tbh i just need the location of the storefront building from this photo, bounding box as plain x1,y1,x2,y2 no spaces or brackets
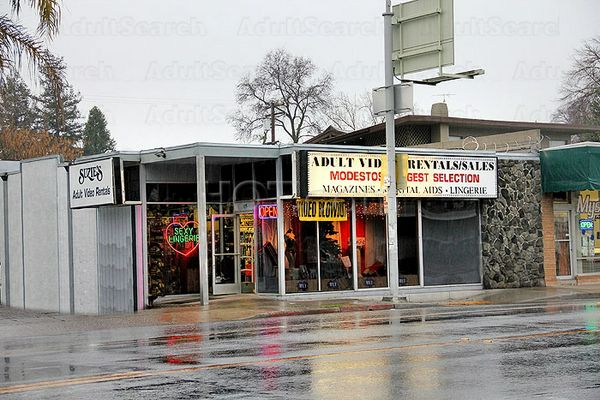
0,143,546,314
541,143,600,285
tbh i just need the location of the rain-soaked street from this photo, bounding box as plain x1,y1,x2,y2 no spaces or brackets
1,299,599,399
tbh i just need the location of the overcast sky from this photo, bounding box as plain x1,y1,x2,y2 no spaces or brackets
9,0,600,150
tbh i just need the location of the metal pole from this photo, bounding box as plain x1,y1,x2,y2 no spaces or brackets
384,0,399,298
271,102,276,143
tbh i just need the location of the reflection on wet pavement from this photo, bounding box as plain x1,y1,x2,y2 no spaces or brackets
0,300,599,399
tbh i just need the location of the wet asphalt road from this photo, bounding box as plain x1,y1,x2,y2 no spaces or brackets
1,300,599,399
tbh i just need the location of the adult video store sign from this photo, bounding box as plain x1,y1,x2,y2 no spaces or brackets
394,154,497,198
307,152,385,197
306,151,497,199
69,158,116,208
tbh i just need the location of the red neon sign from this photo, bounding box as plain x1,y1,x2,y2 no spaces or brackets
257,204,278,220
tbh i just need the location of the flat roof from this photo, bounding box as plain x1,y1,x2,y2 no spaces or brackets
307,115,600,144
69,140,536,165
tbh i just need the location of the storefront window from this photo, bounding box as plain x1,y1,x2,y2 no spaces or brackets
284,199,318,292
255,203,279,293
283,199,353,293
356,199,388,289
422,200,481,286
554,210,572,277
147,205,199,300
397,201,419,286
147,183,197,203
319,217,353,292
575,190,600,274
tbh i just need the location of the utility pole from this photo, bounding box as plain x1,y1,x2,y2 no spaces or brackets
384,0,399,298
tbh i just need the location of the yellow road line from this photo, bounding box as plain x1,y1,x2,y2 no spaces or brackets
0,327,595,396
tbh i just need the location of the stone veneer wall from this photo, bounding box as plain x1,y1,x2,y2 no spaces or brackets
481,159,545,288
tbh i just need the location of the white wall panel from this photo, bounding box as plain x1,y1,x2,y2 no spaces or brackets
7,174,23,308
22,158,60,312
72,208,98,314
57,166,71,313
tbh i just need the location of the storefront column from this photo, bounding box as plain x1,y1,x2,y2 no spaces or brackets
351,199,358,291
276,157,286,296
1,176,9,306
196,154,209,305
417,201,424,287
140,164,149,308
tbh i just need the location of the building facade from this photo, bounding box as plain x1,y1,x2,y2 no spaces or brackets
0,141,549,315
541,143,600,285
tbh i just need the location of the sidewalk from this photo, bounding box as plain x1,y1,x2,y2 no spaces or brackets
1,285,599,338
151,284,600,321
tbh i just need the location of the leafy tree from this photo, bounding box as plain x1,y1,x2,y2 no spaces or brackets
0,70,37,129
0,1,65,108
554,36,600,140
35,60,83,140
82,106,116,155
0,128,82,161
229,49,333,143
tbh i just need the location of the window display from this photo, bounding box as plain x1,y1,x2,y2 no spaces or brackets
284,200,353,293
239,213,255,292
397,201,419,286
147,205,199,301
255,203,279,293
355,199,388,289
422,200,481,286
319,219,353,292
575,190,600,274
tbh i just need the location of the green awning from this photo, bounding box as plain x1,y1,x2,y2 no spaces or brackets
541,144,600,192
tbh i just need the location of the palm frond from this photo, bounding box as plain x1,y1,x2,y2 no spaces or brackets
0,15,64,107
10,0,61,37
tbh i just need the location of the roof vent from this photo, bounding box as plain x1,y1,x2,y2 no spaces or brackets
431,102,449,117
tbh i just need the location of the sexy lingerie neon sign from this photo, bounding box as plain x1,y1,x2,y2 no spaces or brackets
164,213,199,257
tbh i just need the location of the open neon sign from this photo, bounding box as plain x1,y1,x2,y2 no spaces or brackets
257,204,278,220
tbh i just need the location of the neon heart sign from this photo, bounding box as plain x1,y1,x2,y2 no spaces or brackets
164,220,200,257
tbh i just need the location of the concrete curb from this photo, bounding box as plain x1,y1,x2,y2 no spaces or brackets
251,303,396,319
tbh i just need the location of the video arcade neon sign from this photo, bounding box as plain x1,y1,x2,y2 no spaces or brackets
164,213,199,257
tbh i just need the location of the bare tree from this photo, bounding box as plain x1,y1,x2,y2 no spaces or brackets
554,37,600,130
229,49,333,143
322,91,384,132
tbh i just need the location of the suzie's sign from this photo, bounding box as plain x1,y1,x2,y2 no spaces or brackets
69,158,116,208
306,151,497,199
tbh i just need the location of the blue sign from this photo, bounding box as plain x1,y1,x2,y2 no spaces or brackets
327,280,339,289
297,281,308,291
364,277,375,288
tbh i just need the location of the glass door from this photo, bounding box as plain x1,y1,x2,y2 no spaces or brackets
554,210,573,278
211,214,241,295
